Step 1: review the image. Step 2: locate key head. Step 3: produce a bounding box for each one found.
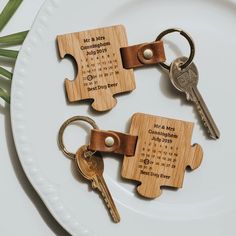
[76,145,104,181]
[170,57,199,101]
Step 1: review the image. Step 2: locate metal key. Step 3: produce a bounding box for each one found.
[169,57,220,139]
[75,145,120,223]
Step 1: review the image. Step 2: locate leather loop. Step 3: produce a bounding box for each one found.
[120,41,166,69]
[88,129,138,156]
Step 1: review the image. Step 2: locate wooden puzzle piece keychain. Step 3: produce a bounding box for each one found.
[57,25,166,112]
[58,113,203,217]
[153,28,220,139]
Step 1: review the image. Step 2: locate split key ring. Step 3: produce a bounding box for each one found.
[156,28,195,70]
[58,116,99,160]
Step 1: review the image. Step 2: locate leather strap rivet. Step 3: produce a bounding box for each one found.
[105,136,115,147]
[143,48,154,60]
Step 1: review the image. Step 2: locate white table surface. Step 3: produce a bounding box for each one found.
[0,0,70,235]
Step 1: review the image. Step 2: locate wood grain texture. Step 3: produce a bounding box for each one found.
[121,113,203,199]
[57,25,135,111]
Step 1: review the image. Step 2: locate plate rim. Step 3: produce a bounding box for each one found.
[10,0,89,235]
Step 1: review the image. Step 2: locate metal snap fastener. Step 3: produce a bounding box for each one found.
[105,136,115,147]
[143,49,154,60]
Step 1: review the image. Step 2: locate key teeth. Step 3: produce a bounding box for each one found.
[92,181,98,190]
[101,192,112,210]
[93,177,120,223]
[195,102,214,137]
[92,181,119,221]
[101,192,120,222]
[185,92,192,101]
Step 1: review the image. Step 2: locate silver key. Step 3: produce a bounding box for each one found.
[169,57,220,139]
[76,145,120,223]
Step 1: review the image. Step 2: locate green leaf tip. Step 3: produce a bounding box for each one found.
[0,88,10,103]
[0,30,28,46]
[0,48,18,59]
[0,0,23,32]
[0,66,12,80]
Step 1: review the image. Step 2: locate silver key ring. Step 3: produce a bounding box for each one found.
[156,28,195,70]
[58,116,99,160]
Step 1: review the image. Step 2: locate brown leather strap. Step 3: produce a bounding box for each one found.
[88,129,138,156]
[120,41,166,69]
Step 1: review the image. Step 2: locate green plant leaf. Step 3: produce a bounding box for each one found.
[0,48,18,59]
[0,0,23,32]
[0,30,28,46]
[0,66,12,80]
[0,88,10,103]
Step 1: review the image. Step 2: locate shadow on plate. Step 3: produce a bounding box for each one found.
[0,104,71,236]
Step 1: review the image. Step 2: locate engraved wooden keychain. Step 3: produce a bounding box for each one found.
[57,25,166,112]
[59,113,203,204]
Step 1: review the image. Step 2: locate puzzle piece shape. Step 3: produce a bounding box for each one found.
[121,113,203,199]
[57,25,136,111]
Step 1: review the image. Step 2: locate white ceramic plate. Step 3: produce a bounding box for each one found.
[11,0,236,235]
